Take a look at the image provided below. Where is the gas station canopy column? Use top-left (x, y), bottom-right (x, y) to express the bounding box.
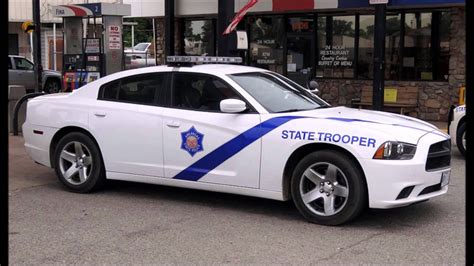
top-left (53, 3), bottom-right (131, 91)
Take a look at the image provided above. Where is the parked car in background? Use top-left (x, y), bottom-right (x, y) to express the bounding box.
top-left (124, 42), bottom-right (156, 69)
top-left (8, 55), bottom-right (62, 94)
top-left (448, 104), bottom-right (466, 157)
top-left (124, 42), bottom-right (152, 57)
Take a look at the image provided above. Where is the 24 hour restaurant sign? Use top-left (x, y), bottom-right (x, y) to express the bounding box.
top-left (318, 45), bottom-right (353, 67)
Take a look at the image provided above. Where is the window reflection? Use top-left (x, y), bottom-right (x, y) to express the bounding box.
top-left (358, 15), bottom-right (374, 79)
top-left (403, 13), bottom-right (432, 80)
top-left (184, 20), bottom-right (215, 56)
top-left (249, 17), bottom-right (285, 74)
top-left (385, 14), bottom-right (402, 80)
top-left (316, 16), bottom-right (355, 78)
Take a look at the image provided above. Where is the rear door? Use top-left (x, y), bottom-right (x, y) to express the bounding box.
top-left (162, 72), bottom-right (262, 188)
top-left (89, 73), bottom-right (168, 177)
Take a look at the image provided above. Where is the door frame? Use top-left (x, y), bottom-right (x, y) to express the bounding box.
top-left (283, 14), bottom-right (318, 80)
top-left (286, 32), bottom-right (316, 86)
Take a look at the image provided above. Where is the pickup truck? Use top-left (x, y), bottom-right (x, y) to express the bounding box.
top-left (8, 55), bottom-right (62, 93)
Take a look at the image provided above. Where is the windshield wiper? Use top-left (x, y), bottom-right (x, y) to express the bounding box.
top-left (275, 108), bottom-right (311, 113)
top-left (317, 105), bottom-right (332, 109)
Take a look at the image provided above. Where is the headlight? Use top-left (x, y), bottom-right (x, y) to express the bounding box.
top-left (373, 141), bottom-right (417, 160)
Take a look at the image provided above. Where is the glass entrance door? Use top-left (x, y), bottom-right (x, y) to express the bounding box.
top-left (287, 34), bottom-right (314, 87)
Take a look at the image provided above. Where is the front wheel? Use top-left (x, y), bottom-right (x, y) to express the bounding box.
top-left (291, 150), bottom-right (367, 226)
top-left (456, 122), bottom-right (466, 157)
top-left (54, 132), bottom-right (105, 193)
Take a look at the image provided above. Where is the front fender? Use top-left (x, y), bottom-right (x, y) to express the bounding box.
top-left (258, 116), bottom-right (387, 193)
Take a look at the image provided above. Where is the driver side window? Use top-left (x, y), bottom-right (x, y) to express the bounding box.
top-left (14, 58), bottom-right (34, 71)
top-left (171, 73), bottom-right (242, 112)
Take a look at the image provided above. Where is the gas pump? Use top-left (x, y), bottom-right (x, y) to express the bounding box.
top-left (53, 3), bottom-right (131, 91)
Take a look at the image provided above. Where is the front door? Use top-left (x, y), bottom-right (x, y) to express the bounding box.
top-left (162, 72), bottom-right (261, 188)
top-left (287, 34), bottom-right (314, 87)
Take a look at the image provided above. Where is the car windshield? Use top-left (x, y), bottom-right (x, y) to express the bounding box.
top-left (229, 72), bottom-right (329, 113)
top-left (133, 43), bottom-right (149, 51)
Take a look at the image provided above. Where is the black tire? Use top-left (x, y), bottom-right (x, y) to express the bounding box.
top-left (54, 132), bottom-right (106, 193)
top-left (44, 79), bottom-right (61, 94)
top-left (456, 122), bottom-right (466, 157)
top-left (291, 150), bottom-right (367, 226)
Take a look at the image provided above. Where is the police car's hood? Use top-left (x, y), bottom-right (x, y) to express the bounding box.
top-left (297, 106), bottom-right (441, 144)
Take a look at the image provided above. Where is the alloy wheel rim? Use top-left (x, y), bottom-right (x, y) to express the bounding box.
top-left (59, 141), bottom-right (93, 185)
top-left (299, 162), bottom-right (349, 216)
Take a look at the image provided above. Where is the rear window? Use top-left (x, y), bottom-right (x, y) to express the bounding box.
top-left (99, 74), bottom-right (166, 105)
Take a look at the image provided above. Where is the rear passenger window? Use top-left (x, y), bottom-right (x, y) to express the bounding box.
top-left (102, 80), bottom-right (119, 100)
top-left (100, 74), bottom-right (165, 105)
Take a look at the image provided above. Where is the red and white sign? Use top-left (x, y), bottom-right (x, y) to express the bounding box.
top-left (108, 25), bottom-right (122, 50)
top-left (234, 0), bottom-right (338, 13)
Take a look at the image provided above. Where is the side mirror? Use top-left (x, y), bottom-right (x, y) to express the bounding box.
top-left (308, 79), bottom-right (319, 94)
top-left (220, 99), bottom-right (247, 113)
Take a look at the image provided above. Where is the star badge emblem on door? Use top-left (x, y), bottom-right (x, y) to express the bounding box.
top-left (180, 126), bottom-right (204, 157)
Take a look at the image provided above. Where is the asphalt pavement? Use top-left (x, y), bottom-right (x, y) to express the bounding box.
top-left (8, 133), bottom-right (465, 264)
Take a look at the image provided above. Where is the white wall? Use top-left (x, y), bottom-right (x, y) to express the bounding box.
top-left (122, 0), bottom-right (219, 17)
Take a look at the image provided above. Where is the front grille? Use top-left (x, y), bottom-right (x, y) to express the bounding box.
top-left (418, 183), bottom-right (442, 196)
top-left (426, 140), bottom-right (451, 171)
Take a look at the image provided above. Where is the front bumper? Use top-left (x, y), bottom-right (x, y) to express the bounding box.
top-left (361, 131), bottom-right (450, 209)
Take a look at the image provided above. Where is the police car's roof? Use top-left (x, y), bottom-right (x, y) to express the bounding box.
top-left (121, 64), bottom-right (266, 76)
top-left (81, 64), bottom-right (266, 91)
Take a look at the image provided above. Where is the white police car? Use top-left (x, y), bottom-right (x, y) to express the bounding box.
top-left (449, 104), bottom-right (466, 157)
top-left (23, 56), bottom-right (451, 225)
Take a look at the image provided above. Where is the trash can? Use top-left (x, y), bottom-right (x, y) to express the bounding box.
top-left (8, 85), bottom-right (26, 134)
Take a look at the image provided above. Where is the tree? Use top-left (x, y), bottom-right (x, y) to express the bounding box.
top-left (333, 20), bottom-right (355, 37)
top-left (122, 18), bottom-right (154, 48)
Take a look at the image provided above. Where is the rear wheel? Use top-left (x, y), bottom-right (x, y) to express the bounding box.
top-left (456, 122), bottom-right (466, 157)
top-left (291, 150), bottom-right (367, 225)
top-left (54, 132), bottom-right (105, 193)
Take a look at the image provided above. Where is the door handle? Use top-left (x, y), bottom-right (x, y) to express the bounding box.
top-left (166, 121), bottom-right (180, 128)
top-left (94, 112), bottom-right (107, 118)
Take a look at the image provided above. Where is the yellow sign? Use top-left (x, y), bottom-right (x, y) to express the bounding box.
top-left (384, 88), bottom-right (398, 103)
top-left (21, 21), bottom-right (35, 33)
top-left (459, 86), bottom-right (466, 105)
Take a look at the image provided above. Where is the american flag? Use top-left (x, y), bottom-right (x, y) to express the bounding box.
top-left (223, 0), bottom-right (259, 35)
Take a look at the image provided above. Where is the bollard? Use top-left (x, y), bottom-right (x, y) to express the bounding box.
top-left (8, 85), bottom-right (26, 134)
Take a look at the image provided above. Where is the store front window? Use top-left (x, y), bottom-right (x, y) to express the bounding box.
top-left (437, 12), bottom-right (450, 81)
top-left (316, 16), bottom-right (356, 78)
top-left (358, 15), bottom-right (374, 79)
top-left (287, 17), bottom-right (314, 85)
top-left (184, 20), bottom-right (215, 56)
top-left (385, 14), bottom-right (402, 80)
top-left (403, 13), bottom-right (432, 80)
top-left (249, 16), bottom-right (285, 74)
